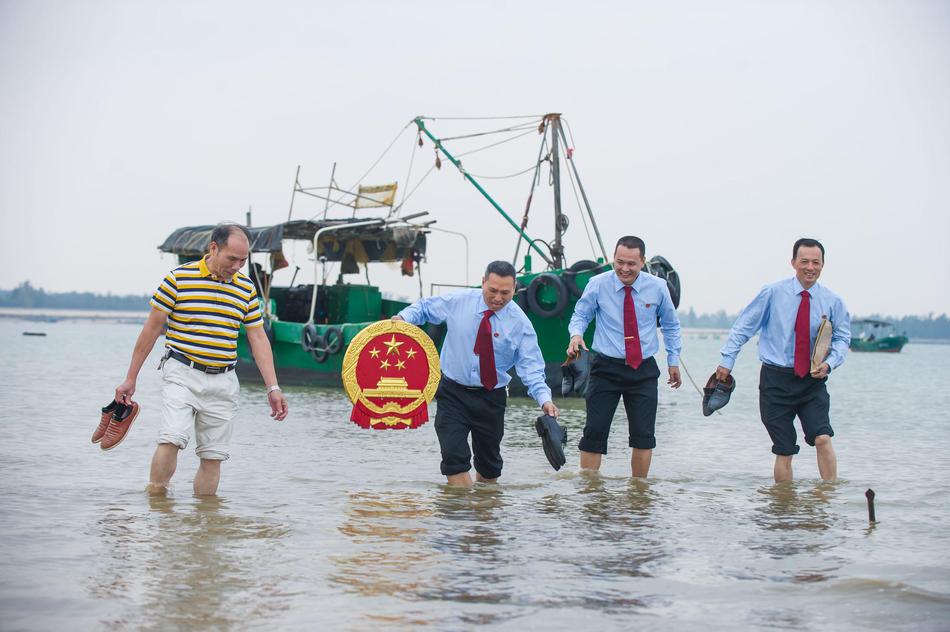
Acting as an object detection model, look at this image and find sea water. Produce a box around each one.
[1,317,948,630]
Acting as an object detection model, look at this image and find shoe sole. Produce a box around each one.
[101,405,140,451]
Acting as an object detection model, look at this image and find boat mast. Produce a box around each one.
[413,117,553,266]
[549,113,565,269]
[556,118,608,262]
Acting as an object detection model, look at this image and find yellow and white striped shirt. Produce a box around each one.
[150,257,263,367]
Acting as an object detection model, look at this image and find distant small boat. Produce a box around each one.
[22,332,47,337]
[851,319,907,352]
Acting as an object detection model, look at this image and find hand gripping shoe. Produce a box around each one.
[702,373,736,417]
[535,414,568,471]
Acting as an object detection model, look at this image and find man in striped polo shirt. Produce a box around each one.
[114,223,288,495]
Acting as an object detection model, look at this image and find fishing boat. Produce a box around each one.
[158,114,683,392]
[850,319,908,352]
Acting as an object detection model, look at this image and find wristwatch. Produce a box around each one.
[266,384,282,394]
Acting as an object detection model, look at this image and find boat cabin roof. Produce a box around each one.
[158,219,427,263]
[852,318,894,327]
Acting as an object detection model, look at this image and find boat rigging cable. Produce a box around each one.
[295,115,605,273]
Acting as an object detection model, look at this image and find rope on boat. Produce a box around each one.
[562,148,598,263]
[345,121,413,197]
[419,114,545,121]
[455,128,538,158]
[438,120,542,142]
[395,129,421,214]
[465,163,539,180]
[678,355,721,415]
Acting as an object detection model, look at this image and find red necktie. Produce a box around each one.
[623,286,643,370]
[794,290,811,378]
[474,309,497,390]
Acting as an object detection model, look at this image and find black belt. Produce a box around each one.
[762,362,796,374]
[166,349,236,374]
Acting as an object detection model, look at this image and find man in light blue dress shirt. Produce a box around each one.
[395,261,559,487]
[566,236,682,478]
[715,238,851,482]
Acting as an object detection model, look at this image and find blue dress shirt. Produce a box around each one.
[398,289,553,407]
[720,277,851,372]
[568,270,682,366]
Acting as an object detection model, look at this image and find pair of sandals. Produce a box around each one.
[92,399,141,450]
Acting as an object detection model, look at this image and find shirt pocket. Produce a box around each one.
[636,296,659,318]
[492,322,519,361]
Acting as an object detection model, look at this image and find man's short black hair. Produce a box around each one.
[615,235,646,256]
[793,238,825,261]
[484,260,516,279]
[211,223,252,249]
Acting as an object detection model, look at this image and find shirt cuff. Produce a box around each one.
[533,387,553,409]
[719,355,736,371]
[666,354,680,367]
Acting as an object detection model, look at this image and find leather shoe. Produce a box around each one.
[702,373,735,417]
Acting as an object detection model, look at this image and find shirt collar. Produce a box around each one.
[790,276,820,296]
[612,271,643,293]
[475,291,509,317]
[200,255,232,283]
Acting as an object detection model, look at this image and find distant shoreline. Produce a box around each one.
[3,307,949,344]
[0,307,148,323]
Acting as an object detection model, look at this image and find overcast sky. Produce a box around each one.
[1,0,948,316]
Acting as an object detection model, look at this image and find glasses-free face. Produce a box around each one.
[208,236,250,281]
[792,245,823,289]
[613,245,645,285]
[481,273,516,312]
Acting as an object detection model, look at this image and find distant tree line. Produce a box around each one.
[678,306,950,339]
[2,282,949,338]
[0,281,148,311]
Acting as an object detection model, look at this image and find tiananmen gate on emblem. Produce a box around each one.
[342,320,441,430]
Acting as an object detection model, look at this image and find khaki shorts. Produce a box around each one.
[159,357,240,461]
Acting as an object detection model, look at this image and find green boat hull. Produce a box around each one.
[850,336,907,353]
[236,266,604,394]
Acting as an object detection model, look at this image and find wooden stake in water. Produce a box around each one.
[865,488,877,523]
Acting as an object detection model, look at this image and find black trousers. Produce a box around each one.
[759,363,834,456]
[434,378,507,479]
[579,354,660,454]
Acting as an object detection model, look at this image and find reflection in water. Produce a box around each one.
[552,475,666,613]
[89,494,291,630]
[748,481,844,584]
[330,490,443,628]
[331,486,515,628]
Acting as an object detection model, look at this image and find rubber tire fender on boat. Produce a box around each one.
[309,333,328,363]
[514,280,528,312]
[323,326,344,355]
[563,259,604,298]
[301,323,319,352]
[648,255,681,309]
[525,273,569,319]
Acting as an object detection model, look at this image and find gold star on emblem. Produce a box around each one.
[383,335,404,356]
[405,348,417,359]
[368,347,380,358]
[380,359,391,369]
[395,360,406,370]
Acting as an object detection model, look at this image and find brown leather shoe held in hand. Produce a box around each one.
[100,401,140,451]
[92,400,120,443]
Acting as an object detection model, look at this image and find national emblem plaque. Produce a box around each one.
[342,320,441,430]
